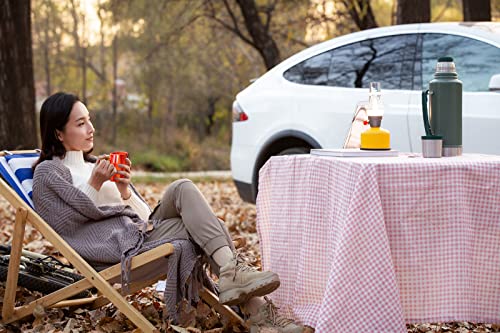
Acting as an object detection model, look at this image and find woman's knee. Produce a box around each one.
[169,178,194,189]
[163,178,199,201]
[165,178,193,195]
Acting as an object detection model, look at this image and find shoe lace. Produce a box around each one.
[232,253,258,280]
[263,296,295,327]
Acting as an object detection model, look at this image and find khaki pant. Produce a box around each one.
[110,179,234,283]
[145,179,234,267]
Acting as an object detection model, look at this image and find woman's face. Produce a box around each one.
[56,101,95,152]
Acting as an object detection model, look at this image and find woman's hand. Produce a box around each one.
[88,157,115,191]
[115,158,132,200]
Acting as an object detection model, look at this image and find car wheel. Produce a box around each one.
[276,147,311,156]
[251,145,312,203]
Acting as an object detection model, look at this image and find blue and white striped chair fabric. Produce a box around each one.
[0,152,39,209]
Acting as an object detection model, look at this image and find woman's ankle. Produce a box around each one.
[211,246,234,267]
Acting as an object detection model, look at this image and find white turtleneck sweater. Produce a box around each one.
[58,151,151,221]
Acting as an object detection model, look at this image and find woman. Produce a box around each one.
[32,92,303,333]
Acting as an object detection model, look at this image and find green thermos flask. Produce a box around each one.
[422,57,462,156]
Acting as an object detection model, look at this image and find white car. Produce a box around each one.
[231,22,500,203]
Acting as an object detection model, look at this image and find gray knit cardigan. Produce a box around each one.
[32,159,211,321]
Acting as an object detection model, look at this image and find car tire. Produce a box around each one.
[251,145,311,203]
[276,147,311,156]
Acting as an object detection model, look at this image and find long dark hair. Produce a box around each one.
[33,92,94,170]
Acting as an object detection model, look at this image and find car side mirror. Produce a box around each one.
[489,74,500,92]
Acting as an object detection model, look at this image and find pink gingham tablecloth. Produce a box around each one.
[256,154,500,332]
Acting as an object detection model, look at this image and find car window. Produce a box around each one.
[419,33,500,92]
[283,34,418,90]
[329,35,418,89]
[283,50,331,85]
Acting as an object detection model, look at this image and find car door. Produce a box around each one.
[408,33,500,153]
[285,34,419,151]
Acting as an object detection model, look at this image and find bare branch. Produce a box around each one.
[432,0,453,21]
[273,31,311,48]
[86,61,106,82]
[144,13,204,61]
[203,0,255,47]
[222,0,242,34]
[264,0,278,32]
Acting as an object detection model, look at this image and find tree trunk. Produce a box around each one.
[43,12,51,95]
[80,11,87,104]
[146,80,154,145]
[205,96,219,136]
[111,36,118,145]
[82,45,87,104]
[342,0,378,30]
[397,0,431,24]
[463,0,491,21]
[70,0,87,103]
[97,2,107,81]
[235,0,280,69]
[0,0,38,149]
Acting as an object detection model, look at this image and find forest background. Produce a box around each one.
[3,0,500,171]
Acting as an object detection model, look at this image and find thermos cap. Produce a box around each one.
[436,56,456,74]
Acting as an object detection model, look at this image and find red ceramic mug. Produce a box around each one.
[109,151,128,182]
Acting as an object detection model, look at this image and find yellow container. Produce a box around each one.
[360,127,391,150]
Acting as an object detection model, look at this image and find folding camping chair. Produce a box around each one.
[0,150,243,332]
[342,102,369,149]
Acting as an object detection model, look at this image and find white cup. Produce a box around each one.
[422,136,443,158]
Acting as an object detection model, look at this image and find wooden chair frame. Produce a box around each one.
[0,150,243,332]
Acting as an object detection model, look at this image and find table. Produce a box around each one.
[256,153,500,332]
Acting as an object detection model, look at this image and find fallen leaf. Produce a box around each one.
[63,318,77,333]
[171,325,194,333]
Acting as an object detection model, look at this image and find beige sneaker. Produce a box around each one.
[218,255,280,306]
[248,297,305,333]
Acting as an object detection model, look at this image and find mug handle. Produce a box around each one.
[421,90,433,136]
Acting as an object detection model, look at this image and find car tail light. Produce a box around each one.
[232,101,248,122]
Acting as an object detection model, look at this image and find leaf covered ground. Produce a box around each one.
[0,179,499,332]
